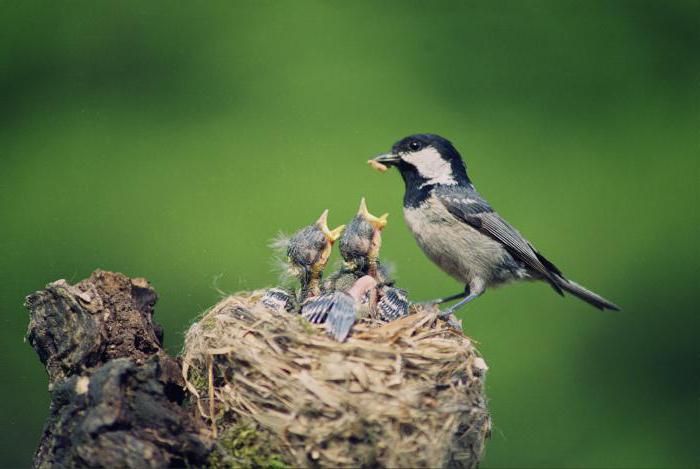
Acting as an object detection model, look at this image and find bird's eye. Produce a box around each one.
[408,141,422,151]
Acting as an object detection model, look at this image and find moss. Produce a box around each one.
[187,366,207,394]
[208,422,288,469]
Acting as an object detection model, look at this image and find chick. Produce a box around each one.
[301,275,377,342]
[325,198,390,291]
[340,197,388,279]
[327,198,410,322]
[284,209,344,303]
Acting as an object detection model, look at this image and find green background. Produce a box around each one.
[1,1,698,467]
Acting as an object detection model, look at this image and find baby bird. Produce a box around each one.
[325,198,390,291]
[327,198,410,322]
[340,198,388,279]
[302,275,377,341]
[284,209,345,303]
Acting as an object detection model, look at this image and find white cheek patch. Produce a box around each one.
[401,147,457,187]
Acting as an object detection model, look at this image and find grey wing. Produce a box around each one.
[261,287,295,313]
[436,187,564,293]
[301,293,336,323]
[325,293,356,342]
[377,287,410,321]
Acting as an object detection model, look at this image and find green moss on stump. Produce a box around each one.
[208,422,288,469]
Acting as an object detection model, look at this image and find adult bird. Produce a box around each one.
[369,134,620,316]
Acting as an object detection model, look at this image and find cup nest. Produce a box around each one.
[182,291,490,468]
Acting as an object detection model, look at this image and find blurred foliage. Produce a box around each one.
[1,1,698,467]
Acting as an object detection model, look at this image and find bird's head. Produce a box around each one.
[369,134,470,190]
[311,209,345,272]
[356,197,388,231]
[314,209,346,246]
[339,198,388,271]
[287,209,344,278]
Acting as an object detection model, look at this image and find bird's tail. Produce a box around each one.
[554,276,620,311]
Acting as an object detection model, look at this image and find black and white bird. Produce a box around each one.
[369,134,620,316]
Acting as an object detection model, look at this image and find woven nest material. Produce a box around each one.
[182,291,491,468]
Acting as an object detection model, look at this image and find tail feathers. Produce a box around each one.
[554,276,620,311]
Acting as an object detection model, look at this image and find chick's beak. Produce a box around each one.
[326,225,345,243]
[316,209,345,243]
[368,152,400,172]
[358,197,388,230]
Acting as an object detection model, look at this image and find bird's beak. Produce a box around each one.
[358,197,388,230]
[316,209,345,243]
[326,225,345,243]
[368,152,400,172]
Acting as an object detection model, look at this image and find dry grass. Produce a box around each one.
[182,291,490,468]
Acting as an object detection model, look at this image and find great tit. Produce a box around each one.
[370,134,620,316]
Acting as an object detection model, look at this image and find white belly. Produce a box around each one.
[403,198,511,286]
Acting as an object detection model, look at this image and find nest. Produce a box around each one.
[182,291,491,468]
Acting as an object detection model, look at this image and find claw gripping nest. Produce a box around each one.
[182,291,490,468]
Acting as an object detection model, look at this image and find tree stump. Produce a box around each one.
[25,270,211,468]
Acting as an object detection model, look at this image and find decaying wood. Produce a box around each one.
[25,270,211,468]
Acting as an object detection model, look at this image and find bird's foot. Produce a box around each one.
[441,312,463,331]
[438,306,457,318]
[438,291,481,318]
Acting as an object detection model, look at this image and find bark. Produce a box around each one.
[25,270,212,468]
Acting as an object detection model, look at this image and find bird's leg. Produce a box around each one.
[439,281,484,317]
[413,290,467,307]
[438,292,480,317]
